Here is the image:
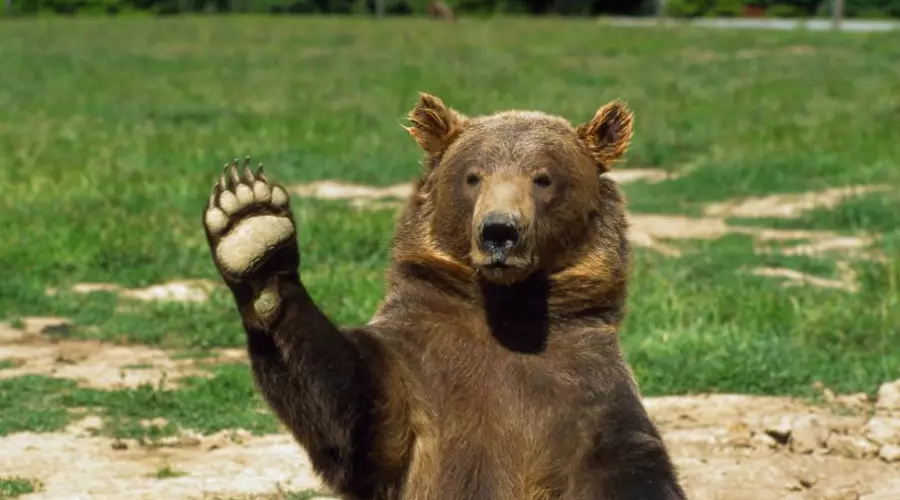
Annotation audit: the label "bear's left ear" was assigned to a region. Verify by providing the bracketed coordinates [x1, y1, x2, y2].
[405, 92, 468, 159]
[575, 100, 634, 173]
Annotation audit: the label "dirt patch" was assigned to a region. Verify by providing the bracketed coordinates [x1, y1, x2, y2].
[703, 185, 889, 219]
[2, 385, 899, 500]
[46, 279, 220, 304]
[749, 263, 859, 293]
[650, 390, 900, 500]
[625, 184, 889, 291]
[0, 424, 324, 500]
[0, 317, 245, 390]
[627, 214, 880, 260]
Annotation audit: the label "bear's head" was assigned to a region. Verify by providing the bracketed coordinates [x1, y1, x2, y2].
[396, 93, 633, 294]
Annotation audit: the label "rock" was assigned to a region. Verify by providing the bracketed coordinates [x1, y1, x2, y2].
[876, 380, 900, 414]
[751, 431, 778, 449]
[791, 415, 828, 454]
[827, 434, 879, 459]
[864, 417, 900, 446]
[157, 429, 203, 448]
[879, 444, 900, 463]
[178, 429, 203, 447]
[764, 416, 793, 444]
[111, 440, 128, 450]
[822, 488, 861, 500]
[833, 392, 872, 412]
[65, 415, 105, 437]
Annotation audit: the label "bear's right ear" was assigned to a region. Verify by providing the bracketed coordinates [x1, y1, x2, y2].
[576, 100, 634, 173]
[405, 92, 467, 158]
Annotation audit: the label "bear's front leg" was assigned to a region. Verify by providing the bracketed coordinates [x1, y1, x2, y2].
[202, 157, 402, 498]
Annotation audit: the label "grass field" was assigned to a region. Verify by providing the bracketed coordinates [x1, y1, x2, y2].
[1, 15, 899, 452]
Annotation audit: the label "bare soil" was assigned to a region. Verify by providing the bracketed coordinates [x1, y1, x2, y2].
[0, 317, 244, 390]
[1, 390, 898, 499]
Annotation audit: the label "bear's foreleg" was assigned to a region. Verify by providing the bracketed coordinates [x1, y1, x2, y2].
[586, 366, 687, 500]
[202, 157, 402, 498]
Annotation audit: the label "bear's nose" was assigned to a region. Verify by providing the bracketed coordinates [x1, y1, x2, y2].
[479, 212, 520, 252]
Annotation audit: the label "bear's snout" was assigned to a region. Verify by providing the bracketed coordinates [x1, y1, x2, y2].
[478, 212, 520, 258]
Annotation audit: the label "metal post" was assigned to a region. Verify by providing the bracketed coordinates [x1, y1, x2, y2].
[832, 0, 844, 31]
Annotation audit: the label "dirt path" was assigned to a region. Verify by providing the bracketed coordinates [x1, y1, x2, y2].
[2, 389, 898, 499]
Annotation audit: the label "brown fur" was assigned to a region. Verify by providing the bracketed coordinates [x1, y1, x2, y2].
[425, 0, 455, 20]
[203, 93, 686, 499]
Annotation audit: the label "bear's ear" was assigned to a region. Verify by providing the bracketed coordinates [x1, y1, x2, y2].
[405, 92, 467, 157]
[576, 100, 634, 173]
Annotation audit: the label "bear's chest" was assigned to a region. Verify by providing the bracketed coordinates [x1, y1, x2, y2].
[410, 340, 596, 498]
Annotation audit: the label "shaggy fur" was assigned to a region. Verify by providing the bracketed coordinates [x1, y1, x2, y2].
[202, 92, 686, 499]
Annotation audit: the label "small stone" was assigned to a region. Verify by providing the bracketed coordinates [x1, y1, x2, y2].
[791, 415, 829, 454]
[822, 488, 860, 500]
[177, 429, 203, 447]
[729, 435, 753, 448]
[111, 441, 128, 450]
[159, 436, 181, 447]
[798, 477, 816, 489]
[876, 380, 900, 414]
[834, 392, 871, 411]
[788, 475, 817, 490]
[826, 434, 879, 459]
[764, 416, 793, 444]
[864, 417, 900, 446]
[231, 428, 252, 444]
[879, 444, 900, 463]
[751, 432, 778, 449]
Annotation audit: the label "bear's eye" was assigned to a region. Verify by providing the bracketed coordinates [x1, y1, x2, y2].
[533, 174, 552, 188]
[465, 173, 481, 187]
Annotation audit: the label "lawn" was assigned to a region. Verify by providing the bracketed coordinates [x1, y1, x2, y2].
[0, 16, 898, 442]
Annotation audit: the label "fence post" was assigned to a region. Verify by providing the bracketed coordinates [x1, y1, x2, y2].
[832, 0, 844, 30]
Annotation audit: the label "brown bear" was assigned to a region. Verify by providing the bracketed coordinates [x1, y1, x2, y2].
[201, 93, 686, 499]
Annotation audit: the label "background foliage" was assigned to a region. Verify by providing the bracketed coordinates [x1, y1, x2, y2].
[6, 0, 900, 19]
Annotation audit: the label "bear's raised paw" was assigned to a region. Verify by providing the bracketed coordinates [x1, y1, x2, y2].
[203, 156, 298, 282]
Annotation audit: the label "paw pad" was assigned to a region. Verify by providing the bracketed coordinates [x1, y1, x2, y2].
[204, 157, 296, 278]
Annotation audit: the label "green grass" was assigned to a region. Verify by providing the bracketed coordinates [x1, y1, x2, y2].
[0, 477, 40, 498]
[153, 465, 186, 479]
[1, 16, 899, 435]
[0, 365, 279, 438]
[0, 361, 19, 371]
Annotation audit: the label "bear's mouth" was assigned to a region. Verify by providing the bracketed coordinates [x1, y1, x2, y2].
[485, 248, 510, 268]
[472, 249, 534, 284]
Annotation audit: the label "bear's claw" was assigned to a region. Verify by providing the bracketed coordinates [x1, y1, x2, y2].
[204, 156, 296, 281]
